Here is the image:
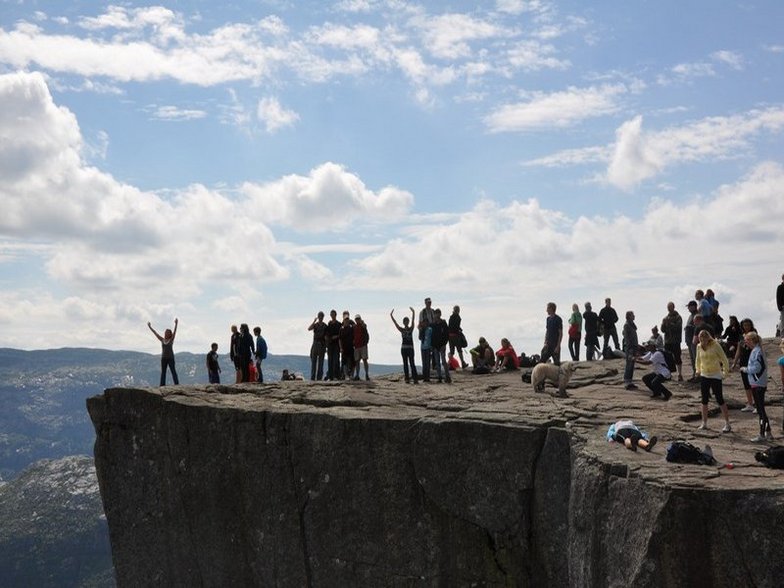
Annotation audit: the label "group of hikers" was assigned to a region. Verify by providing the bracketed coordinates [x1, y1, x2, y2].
[147, 274, 784, 444]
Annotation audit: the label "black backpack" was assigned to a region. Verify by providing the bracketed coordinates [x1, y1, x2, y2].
[659, 349, 677, 373]
[755, 446, 784, 469]
[666, 440, 716, 465]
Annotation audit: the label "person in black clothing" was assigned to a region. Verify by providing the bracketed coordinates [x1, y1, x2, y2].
[777, 273, 784, 337]
[325, 310, 342, 380]
[430, 308, 452, 383]
[206, 342, 221, 384]
[583, 301, 600, 361]
[447, 305, 469, 369]
[308, 311, 327, 381]
[229, 324, 242, 383]
[599, 298, 620, 351]
[148, 318, 179, 386]
[391, 307, 419, 384]
[339, 312, 355, 380]
[237, 323, 255, 383]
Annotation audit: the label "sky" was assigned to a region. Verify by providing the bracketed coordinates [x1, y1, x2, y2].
[1, 0, 783, 365]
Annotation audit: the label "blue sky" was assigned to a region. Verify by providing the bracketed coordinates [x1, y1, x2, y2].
[1, 1, 783, 364]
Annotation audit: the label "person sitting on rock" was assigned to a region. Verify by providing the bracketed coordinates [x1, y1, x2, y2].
[635, 340, 673, 401]
[493, 338, 520, 372]
[606, 419, 658, 452]
[470, 337, 495, 369]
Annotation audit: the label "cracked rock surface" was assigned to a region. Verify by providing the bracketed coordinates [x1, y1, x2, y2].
[88, 340, 784, 587]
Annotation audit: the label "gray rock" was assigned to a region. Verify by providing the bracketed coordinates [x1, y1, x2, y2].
[88, 339, 784, 587]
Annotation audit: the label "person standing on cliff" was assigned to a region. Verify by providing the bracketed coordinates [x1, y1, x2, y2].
[253, 326, 267, 383]
[229, 324, 242, 383]
[391, 307, 419, 384]
[583, 302, 601, 361]
[622, 310, 638, 390]
[540, 302, 562, 365]
[308, 311, 327, 381]
[660, 301, 684, 381]
[777, 273, 784, 337]
[339, 311, 355, 380]
[430, 308, 452, 384]
[238, 323, 255, 383]
[206, 342, 221, 384]
[325, 310, 341, 380]
[418, 297, 436, 370]
[599, 298, 621, 352]
[148, 318, 179, 386]
[352, 314, 370, 381]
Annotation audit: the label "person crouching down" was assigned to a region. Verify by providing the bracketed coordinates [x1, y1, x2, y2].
[606, 419, 657, 452]
[635, 340, 673, 400]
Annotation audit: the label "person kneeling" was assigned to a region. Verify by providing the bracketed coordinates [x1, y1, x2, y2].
[635, 340, 673, 401]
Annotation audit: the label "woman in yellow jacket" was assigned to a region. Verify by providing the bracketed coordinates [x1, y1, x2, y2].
[695, 329, 732, 432]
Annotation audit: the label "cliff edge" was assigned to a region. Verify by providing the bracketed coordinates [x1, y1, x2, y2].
[88, 342, 784, 587]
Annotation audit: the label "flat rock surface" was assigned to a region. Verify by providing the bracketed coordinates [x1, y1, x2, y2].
[144, 339, 784, 491]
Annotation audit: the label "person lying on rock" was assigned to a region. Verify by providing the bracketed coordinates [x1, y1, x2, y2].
[606, 419, 658, 452]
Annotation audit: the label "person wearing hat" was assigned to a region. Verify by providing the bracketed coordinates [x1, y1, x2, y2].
[684, 300, 699, 381]
[635, 340, 673, 400]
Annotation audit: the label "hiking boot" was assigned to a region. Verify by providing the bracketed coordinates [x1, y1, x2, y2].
[741, 405, 755, 413]
[750, 435, 766, 443]
[697, 422, 708, 430]
[625, 383, 638, 390]
[646, 436, 657, 452]
[722, 423, 732, 433]
[663, 389, 672, 401]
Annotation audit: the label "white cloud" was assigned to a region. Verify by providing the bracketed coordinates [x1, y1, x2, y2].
[337, 162, 784, 353]
[241, 162, 413, 231]
[711, 49, 743, 70]
[150, 105, 207, 121]
[606, 108, 784, 190]
[257, 96, 299, 133]
[523, 107, 784, 188]
[484, 84, 627, 132]
[414, 13, 511, 60]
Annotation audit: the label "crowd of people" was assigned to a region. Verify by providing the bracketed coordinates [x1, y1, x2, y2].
[147, 275, 784, 444]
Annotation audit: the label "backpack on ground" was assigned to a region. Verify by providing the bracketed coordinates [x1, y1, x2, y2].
[755, 445, 784, 469]
[519, 353, 540, 368]
[659, 349, 677, 373]
[472, 365, 490, 375]
[665, 440, 716, 465]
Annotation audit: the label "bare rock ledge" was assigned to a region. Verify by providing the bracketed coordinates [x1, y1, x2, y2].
[87, 341, 784, 587]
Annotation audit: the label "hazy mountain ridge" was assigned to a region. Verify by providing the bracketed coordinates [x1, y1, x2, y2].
[0, 455, 112, 587]
[1, 346, 392, 481]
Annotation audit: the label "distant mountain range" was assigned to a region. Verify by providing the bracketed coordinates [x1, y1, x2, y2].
[0, 347, 400, 587]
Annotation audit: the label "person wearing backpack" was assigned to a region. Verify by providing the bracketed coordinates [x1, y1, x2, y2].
[635, 340, 673, 400]
[740, 331, 772, 442]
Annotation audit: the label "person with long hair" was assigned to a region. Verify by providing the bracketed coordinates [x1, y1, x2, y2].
[568, 303, 582, 361]
[148, 318, 179, 386]
[695, 329, 731, 432]
[741, 332, 772, 442]
[391, 307, 419, 384]
[731, 318, 757, 413]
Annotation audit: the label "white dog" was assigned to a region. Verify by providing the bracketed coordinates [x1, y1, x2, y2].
[531, 362, 576, 397]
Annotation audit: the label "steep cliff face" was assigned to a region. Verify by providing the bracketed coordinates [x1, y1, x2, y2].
[88, 362, 784, 587]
